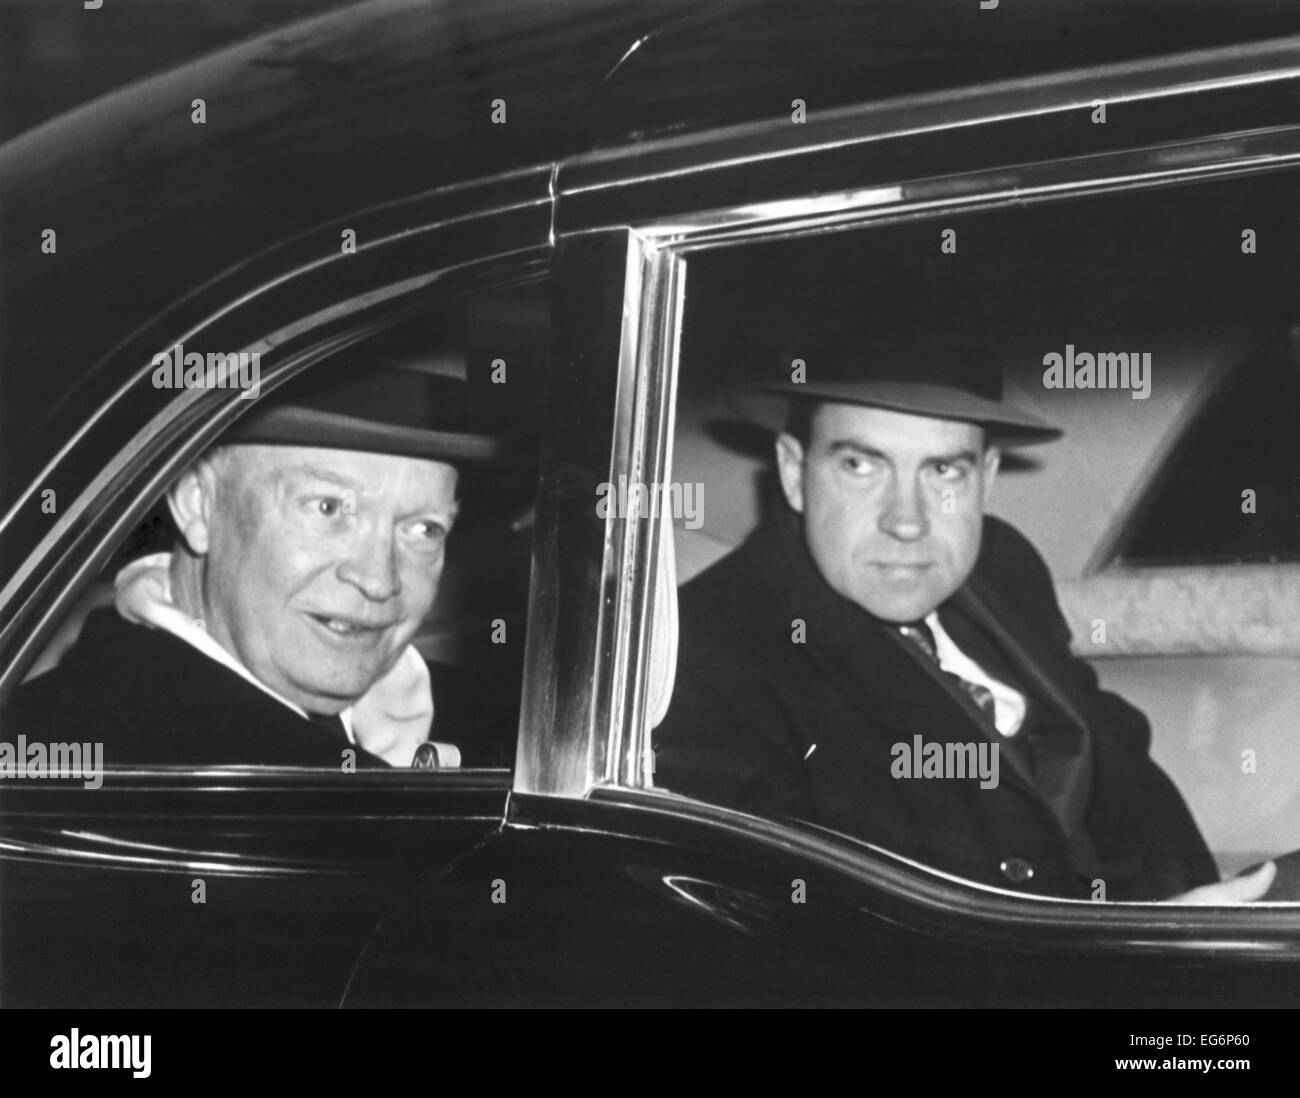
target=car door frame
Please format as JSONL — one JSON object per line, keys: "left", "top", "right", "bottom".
{"left": 0, "top": 170, "right": 563, "bottom": 1006}
{"left": 513, "top": 29, "right": 1300, "bottom": 965}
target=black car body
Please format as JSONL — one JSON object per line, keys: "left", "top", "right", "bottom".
{"left": 2, "top": 0, "right": 1300, "bottom": 1006}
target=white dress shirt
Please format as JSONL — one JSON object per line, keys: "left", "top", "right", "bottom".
{"left": 924, "top": 610, "right": 1028, "bottom": 737}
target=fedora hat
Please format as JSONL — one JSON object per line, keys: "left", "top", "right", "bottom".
{"left": 738, "top": 275, "right": 1062, "bottom": 446}
{"left": 221, "top": 350, "right": 510, "bottom": 465}
{"left": 754, "top": 375, "right": 1062, "bottom": 447}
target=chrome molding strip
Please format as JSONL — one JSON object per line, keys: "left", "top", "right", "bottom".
{"left": 652, "top": 128, "right": 1300, "bottom": 250}
{"left": 573, "top": 109, "right": 1300, "bottom": 807}
{"left": 563, "top": 35, "right": 1300, "bottom": 192}
{"left": 0, "top": 835, "right": 348, "bottom": 878}
{"left": 612, "top": 247, "right": 686, "bottom": 788}
{"left": 567, "top": 789, "right": 1300, "bottom": 951}
{"left": 586, "top": 234, "right": 652, "bottom": 791}
{"left": 605, "top": 244, "right": 686, "bottom": 787}
{"left": 0, "top": 178, "right": 552, "bottom": 542}
{"left": 512, "top": 229, "right": 645, "bottom": 798}
{"left": 0, "top": 248, "right": 549, "bottom": 696}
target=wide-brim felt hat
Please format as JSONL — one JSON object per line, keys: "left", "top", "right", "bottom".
{"left": 221, "top": 352, "right": 510, "bottom": 466}
{"left": 746, "top": 378, "right": 1063, "bottom": 446}
{"left": 735, "top": 281, "right": 1063, "bottom": 446}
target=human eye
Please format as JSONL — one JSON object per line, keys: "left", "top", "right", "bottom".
{"left": 298, "top": 492, "right": 354, "bottom": 523}
{"left": 403, "top": 517, "right": 449, "bottom": 549}
{"left": 930, "top": 459, "right": 973, "bottom": 483}
{"left": 839, "top": 451, "right": 879, "bottom": 476}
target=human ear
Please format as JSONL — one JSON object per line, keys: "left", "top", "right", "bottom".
{"left": 775, "top": 432, "right": 806, "bottom": 514}
{"left": 166, "top": 458, "right": 221, "bottom": 555}
{"left": 980, "top": 444, "right": 1001, "bottom": 506}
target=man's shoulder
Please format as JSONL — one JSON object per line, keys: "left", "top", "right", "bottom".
{"left": 675, "top": 534, "right": 788, "bottom": 657}
{"left": 677, "top": 538, "right": 763, "bottom": 608}
{"left": 974, "top": 514, "right": 1057, "bottom": 599}
{"left": 677, "top": 508, "right": 803, "bottom": 611}
{"left": 10, "top": 608, "right": 207, "bottom": 708}
{"left": 3, "top": 609, "right": 375, "bottom": 768}
{"left": 964, "top": 514, "right": 1076, "bottom": 655}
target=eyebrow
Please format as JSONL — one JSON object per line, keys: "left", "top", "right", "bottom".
{"left": 824, "top": 440, "right": 980, "bottom": 466}
{"left": 283, "top": 463, "right": 458, "bottom": 520}
{"left": 283, "top": 463, "right": 364, "bottom": 490}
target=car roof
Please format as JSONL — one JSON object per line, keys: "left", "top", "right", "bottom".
{"left": 2, "top": 0, "right": 1297, "bottom": 501}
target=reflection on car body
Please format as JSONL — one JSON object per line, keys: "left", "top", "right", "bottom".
{"left": 1, "top": 0, "right": 1300, "bottom": 1007}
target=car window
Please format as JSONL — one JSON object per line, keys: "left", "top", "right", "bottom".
{"left": 6, "top": 280, "right": 549, "bottom": 772}
{"left": 645, "top": 167, "right": 1300, "bottom": 902}
{"left": 1115, "top": 332, "right": 1300, "bottom": 566}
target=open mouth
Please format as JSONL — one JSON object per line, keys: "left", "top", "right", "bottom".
{"left": 306, "top": 613, "right": 389, "bottom": 638}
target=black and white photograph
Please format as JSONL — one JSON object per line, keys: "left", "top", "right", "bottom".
{"left": 1, "top": 0, "right": 1298, "bottom": 1071}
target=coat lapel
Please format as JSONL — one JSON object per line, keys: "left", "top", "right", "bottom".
{"left": 950, "top": 574, "right": 1096, "bottom": 838}
{"left": 746, "top": 506, "right": 1041, "bottom": 800}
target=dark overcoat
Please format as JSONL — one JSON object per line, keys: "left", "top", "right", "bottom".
{"left": 654, "top": 506, "right": 1217, "bottom": 900}
{"left": 1, "top": 608, "right": 515, "bottom": 769}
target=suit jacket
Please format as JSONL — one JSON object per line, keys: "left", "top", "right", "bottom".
{"left": 654, "top": 506, "right": 1218, "bottom": 900}
{"left": 1, "top": 608, "right": 516, "bottom": 769}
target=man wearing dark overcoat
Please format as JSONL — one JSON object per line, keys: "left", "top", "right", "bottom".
{"left": 2, "top": 358, "right": 513, "bottom": 770}
{"left": 654, "top": 345, "right": 1274, "bottom": 903}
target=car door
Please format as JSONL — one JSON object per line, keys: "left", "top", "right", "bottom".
{"left": 340, "top": 30, "right": 1300, "bottom": 1004}
{"left": 0, "top": 152, "right": 554, "bottom": 1004}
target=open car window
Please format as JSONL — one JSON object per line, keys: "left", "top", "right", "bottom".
{"left": 644, "top": 166, "right": 1300, "bottom": 901}
{"left": 6, "top": 280, "right": 550, "bottom": 773}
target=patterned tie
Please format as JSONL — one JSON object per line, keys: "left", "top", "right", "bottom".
{"left": 897, "top": 621, "right": 998, "bottom": 725}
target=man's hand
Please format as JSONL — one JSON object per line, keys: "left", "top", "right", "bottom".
{"left": 1166, "top": 861, "right": 1276, "bottom": 904}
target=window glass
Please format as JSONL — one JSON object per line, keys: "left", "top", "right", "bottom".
{"left": 5, "top": 281, "right": 549, "bottom": 772}
{"left": 650, "top": 170, "right": 1300, "bottom": 903}
{"left": 1118, "top": 334, "right": 1300, "bottom": 565}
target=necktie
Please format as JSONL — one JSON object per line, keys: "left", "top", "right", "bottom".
{"left": 897, "top": 621, "right": 998, "bottom": 726}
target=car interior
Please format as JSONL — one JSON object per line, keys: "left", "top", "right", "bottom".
{"left": 655, "top": 167, "right": 1300, "bottom": 880}
{"left": 20, "top": 282, "right": 551, "bottom": 770}
{"left": 14, "top": 163, "right": 1300, "bottom": 889}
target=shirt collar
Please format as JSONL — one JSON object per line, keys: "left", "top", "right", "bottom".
{"left": 112, "top": 553, "right": 435, "bottom": 765}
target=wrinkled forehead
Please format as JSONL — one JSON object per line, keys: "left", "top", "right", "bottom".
{"left": 212, "top": 443, "right": 459, "bottom": 506}
{"left": 809, "top": 402, "right": 988, "bottom": 455}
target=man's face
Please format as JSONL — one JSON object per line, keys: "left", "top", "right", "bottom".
{"left": 776, "top": 403, "right": 1000, "bottom": 623}
{"left": 174, "top": 445, "right": 458, "bottom": 713}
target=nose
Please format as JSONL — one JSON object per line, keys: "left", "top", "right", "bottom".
{"left": 877, "top": 472, "right": 929, "bottom": 541}
{"left": 336, "top": 525, "right": 402, "bottom": 602}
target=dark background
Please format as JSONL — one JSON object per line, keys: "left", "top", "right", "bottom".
{"left": 0, "top": 0, "right": 352, "bottom": 144}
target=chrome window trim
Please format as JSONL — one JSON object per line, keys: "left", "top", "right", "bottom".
{"left": 627, "top": 126, "right": 1300, "bottom": 251}
{"left": 609, "top": 244, "right": 686, "bottom": 789}
{"left": 563, "top": 35, "right": 1300, "bottom": 194}
{"left": 513, "top": 229, "right": 647, "bottom": 797}
{"left": 572, "top": 788, "right": 1300, "bottom": 946}
{"left": 0, "top": 246, "right": 551, "bottom": 698}
{"left": 510, "top": 230, "right": 684, "bottom": 800}
{"left": 0, "top": 170, "right": 553, "bottom": 543}
{"left": 581, "top": 62, "right": 1300, "bottom": 823}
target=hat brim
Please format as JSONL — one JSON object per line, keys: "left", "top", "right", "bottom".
{"left": 745, "top": 381, "right": 1063, "bottom": 446}
{"left": 221, "top": 406, "right": 510, "bottom": 466}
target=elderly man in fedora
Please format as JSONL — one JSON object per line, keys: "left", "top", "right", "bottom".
{"left": 5, "top": 354, "right": 506, "bottom": 769}
{"left": 654, "top": 311, "right": 1276, "bottom": 904}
